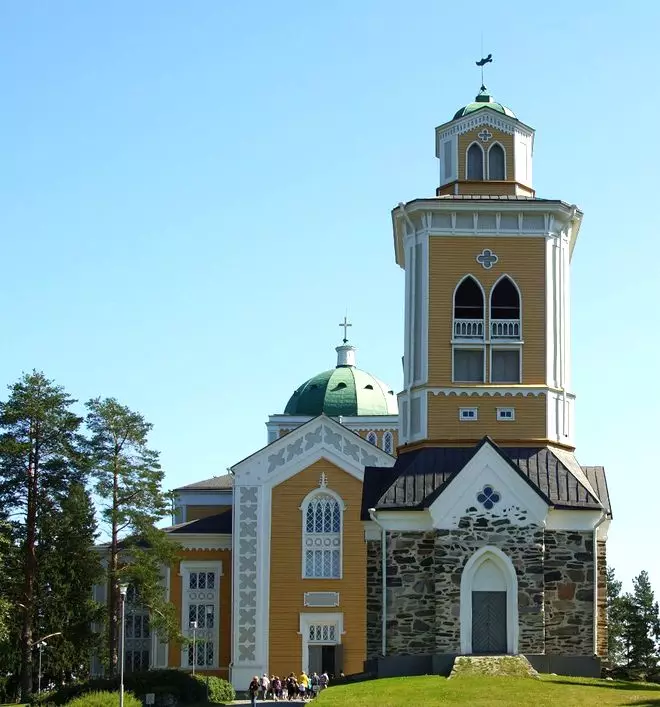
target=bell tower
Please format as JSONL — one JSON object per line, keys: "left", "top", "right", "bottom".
{"left": 395, "top": 84, "right": 582, "bottom": 450}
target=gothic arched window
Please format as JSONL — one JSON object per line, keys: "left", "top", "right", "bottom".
{"left": 453, "top": 276, "right": 484, "bottom": 338}
{"left": 383, "top": 431, "right": 394, "bottom": 455}
{"left": 302, "top": 491, "right": 343, "bottom": 579}
{"left": 467, "top": 143, "right": 484, "bottom": 180}
{"left": 488, "top": 143, "right": 505, "bottom": 180}
{"left": 366, "top": 431, "right": 377, "bottom": 446}
{"left": 490, "top": 277, "right": 520, "bottom": 322}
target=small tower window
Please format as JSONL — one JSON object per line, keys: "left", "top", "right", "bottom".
{"left": 383, "top": 431, "right": 394, "bottom": 454}
{"left": 366, "top": 431, "right": 377, "bottom": 446}
{"left": 454, "top": 276, "right": 484, "bottom": 338}
{"left": 488, "top": 144, "right": 505, "bottom": 180}
{"left": 467, "top": 143, "right": 484, "bottom": 180}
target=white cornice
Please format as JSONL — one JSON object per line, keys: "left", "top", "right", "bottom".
{"left": 167, "top": 533, "right": 232, "bottom": 551}
{"left": 435, "top": 107, "right": 534, "bottom": 141}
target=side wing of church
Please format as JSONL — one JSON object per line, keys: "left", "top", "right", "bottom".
{"left": 361, "top": 86, "right": 611, "bottom": 677}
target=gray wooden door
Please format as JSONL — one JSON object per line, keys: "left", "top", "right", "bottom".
{"left": 308, "top": 645, "right": 323, "bottom": 674}
{"left": 472, "top": 591, "right": 507, "bottom": 654}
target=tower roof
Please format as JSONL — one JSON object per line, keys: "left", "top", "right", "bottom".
{"left": 283, "top": 344, "right": 398, "bottom": 417}
{"left": 452, "top": 86, "right": 516, "bottom": 120}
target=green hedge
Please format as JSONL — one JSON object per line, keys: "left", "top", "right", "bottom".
{"left": 30, "top": 670, "right": 235, "bottom": 706}
{"left": 66, "top": 691, "right": 141, "bottom": 707}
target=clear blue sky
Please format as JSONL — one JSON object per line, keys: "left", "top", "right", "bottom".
{"left": 1, "top": 1, "right": 658, "bottom": 592}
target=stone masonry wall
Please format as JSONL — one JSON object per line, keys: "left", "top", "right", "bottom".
{"left": 385, "top": 531, "right": 436, "bottom": 655}
{"left": 596, "top": 539, "right": 608, "bottom": 658}
{"left": 366, "top": 539, "right": 382, "bottom": 659}
{"left": 434, "top": 510, "right": 545, "bottom": 654}
{"left": 544, "top": 530, "right": 595, "bottom": 655}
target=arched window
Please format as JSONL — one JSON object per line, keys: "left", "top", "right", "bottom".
{"left": 490, "top": 277, "right": 520, "bottom": 323}
{"left": 383, "top": 431, "right": 393, "bottom": 455}
{"left": 467, "top": 143, "right": 484, "bottom": 180}
{"left": 302, "top": 491, "right": 343, "bottom": 578}
{"left": 454, "top": 276, "right": 484, "bottom": 338}
{"left": 366, "top": 431, "right": 377, "bottom": 446}
{"left": 488, "top": 144, "right": 505, "bottom": 180}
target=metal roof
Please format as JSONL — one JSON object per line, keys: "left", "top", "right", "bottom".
{"left": 174, "top": 474, "right": 233, "bottom": 491}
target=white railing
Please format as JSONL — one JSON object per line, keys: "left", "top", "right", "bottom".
{"left": 491, "top": 319, "right": 521, "bottom": 338}
{"left": 454, "top": 318, "right": 484, "bottom": 338}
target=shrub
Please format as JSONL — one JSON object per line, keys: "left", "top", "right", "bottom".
{"left": 66, "top": 691, "right": 141, "bottom": 707}
{"left": 194, "top": 675, "right": 235, "bottom": 704}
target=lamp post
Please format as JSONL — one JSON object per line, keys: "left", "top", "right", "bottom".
{"left": 190, "top": 621, "right": 198, "bottom": 676}
{"left": 119, "top": 584, "right": 128, "bottom": 707}
{"left": 37, "top": 641, "right": 47, "bottom": 695}
{"left": 205, "top": 605, "right": 213, "bottom": 698}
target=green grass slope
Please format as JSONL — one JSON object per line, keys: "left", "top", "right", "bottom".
{"left": 314, "top": 675, "right": 660, "bottom": 706}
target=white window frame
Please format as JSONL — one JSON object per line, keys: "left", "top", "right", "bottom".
{"left": 382, "top": 431, "right": 394, "bottom": 454}
{"left": 489, "top": 346, "right": 523, "bottom": 384}
{"left": 300, "top": 488, "right": 345, "bottom": 580}
{"left": 459, "top": 407, "right": 478, "bottom": 421}
{"left": 179, "top": 560, "right": 223, "bottom": 670}
{"left": 452, "top": 345, "right": 486, "bottom": 383}
{"left": 465, "top": 141, "right": 485, "bottom": 180}
{"left": 496, "top": 407, "right": 516, "bottom": 421}
{"left": 366, "top": 431, "right": 378, "bottom": 446}
{"left": 486, "top": 141, "right": 507, "bottom": 180}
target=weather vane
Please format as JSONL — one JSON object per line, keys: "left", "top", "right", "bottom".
{"left": 476, "top": 53, "right": 492, "bottom": 91}
{"left": 339, "top": 315, "right": 352, "bottom": 344}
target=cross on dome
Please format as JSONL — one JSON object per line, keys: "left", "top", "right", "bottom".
{"left": 339, "top": 315, "right": 352, "bottom": 344}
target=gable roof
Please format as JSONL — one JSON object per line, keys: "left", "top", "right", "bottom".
{"left": 163, "top": 509, "right": 232, "bottom": 535}
{"left": 174, "top": 474, "right": 233, "bottom": 491}
{"left": 361, "top": 438, "right": 608, "bottom": 519}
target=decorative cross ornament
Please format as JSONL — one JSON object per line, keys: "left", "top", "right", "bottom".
{"left": 476, "top": 248, "right": 498, "bottom": 269}
{"left": 338, "top": 315, "right": 352, "bottom": 344}
{"left": 319, "top": 472, "right": 328, "bottom": 488}
{"left": 477, "top": 485, "right": 501, "bottom": 510}
{"left": 478, "top": 128, "right": 493, "bottom": 143}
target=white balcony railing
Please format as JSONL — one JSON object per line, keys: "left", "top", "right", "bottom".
{"left": 491, "top": 318, "right": 521, "bottom": 339}
{"left": 454, "top": 318, "right": 484, "bottom": 339}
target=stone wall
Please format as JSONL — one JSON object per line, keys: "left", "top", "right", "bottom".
{"left": 385, "top": 531, "right": 436, "bottom": 655}
{"left": 434, "top": 510, "right": 545, "bottom": 654}
{"left": 596, "top": 539, "right": 608, "bottom": 658}
{"left": 544, "top": 530, "right": 594, "bottom": 655}
{"left": 366, "top": 539, "right": 382, "bottom": 659}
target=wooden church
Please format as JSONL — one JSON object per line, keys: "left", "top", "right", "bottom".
{"left": 97, "top": 82, "right": 611, "bottom": 688}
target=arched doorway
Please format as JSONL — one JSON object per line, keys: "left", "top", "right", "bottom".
{"left": 460, "top": 547, "right": 518, "bottom": 655}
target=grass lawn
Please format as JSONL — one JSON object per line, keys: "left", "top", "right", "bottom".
{"left": 314, "top": 675, "right": 660, "bottom": 706}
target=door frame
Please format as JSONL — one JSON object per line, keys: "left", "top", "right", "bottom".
{"left": 299, "top": 613, "right": 343, "bottom": 674}
{"left": 460, "top": 546, "right": 518, "bottom": 655}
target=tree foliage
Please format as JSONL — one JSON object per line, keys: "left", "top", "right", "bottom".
{"left": 86, "top": 397, "right": 180, "bottom": 675}
{"left": 0, "top": 371, "right": 88, "bottom": 698}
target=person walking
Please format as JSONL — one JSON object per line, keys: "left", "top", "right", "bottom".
{"left": 248, "top": 676, "right": 260, "bottom": 707}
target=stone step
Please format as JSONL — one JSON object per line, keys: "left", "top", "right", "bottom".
{"left": 449, "top": 655, "right": 540, "bottom": 679}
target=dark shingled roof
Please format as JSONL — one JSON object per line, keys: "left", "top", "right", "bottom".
{"left": 174, "top": 474, "right": 233, "bottom": 491}
{"left": 361, "top": 438, "right": 609, "bottom": 519}
{"left": 164, "top": 509, "right": 232, "bottom": 535}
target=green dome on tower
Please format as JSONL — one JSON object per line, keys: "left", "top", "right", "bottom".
{"left": 453, "top": 86, "right": 516, "bottom": 120}
{"left": 284, "top": 344, "right": 398, "bottom": 417}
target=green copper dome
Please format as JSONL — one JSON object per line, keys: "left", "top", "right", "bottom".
{"left": 284, "top": 345, "right": 398, "bottom": 417}
{"left": 453, "top": 86, "right": 516, "bottom": 120}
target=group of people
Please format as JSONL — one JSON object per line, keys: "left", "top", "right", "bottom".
{"left": 248, "top": 671, "right": 330, "bottom": 703}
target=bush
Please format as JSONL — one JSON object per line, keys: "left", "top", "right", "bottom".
{"left": 194, "top": 675, "right": 235, "bottom": 704}
{"left": 66, "top": 691, "right": 141, "bottom": 707}
{"left": 34, "top": 670, "right": 235, "bottom": 706}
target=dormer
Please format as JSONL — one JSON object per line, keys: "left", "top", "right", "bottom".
{"left": 435, "top": 87, "right": 535, "bottom": 197}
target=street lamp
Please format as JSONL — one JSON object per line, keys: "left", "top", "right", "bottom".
{"left": 190, "top": 621, "right": 198, "bottom": 676}
{"left": 37, "top": 641, "right": 47, "bottom": 695}
{"left": 119, "top": 584, "right": 128, "bottom": 707}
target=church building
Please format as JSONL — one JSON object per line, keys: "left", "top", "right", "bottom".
{"left": 99, "top": 82, "right": 611, "bottom": 688}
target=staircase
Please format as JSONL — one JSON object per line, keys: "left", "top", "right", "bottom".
{"left": 449, "top": 655, "right": 540, "bottom": 679}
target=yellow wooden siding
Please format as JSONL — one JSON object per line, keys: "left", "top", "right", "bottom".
{"left": 427, "top": 236, "right": 546, "bottom": 386}
{"left": 269, "top": 458, "right": 366, "bottom": 677}
{"left": 355, "top": 428, "right": 399, "bottom": 456}
{"left": 437, "top": 182, "right": 534, "bottom": 197}
{"left": 457, "top": 126, "right": 514, "bottom": 182}
{"left": 168, "top": 549, "right": 232, "bottom": 678}
{"left": 426, "top": 393, "right": 546, "bottom": 441}
{"left": 185, "top": 505, "right": 231, "bottom": 521}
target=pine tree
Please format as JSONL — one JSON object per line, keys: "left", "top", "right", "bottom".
{"left": 86, "top": 397, "right": 180, "bottom": 675}
{"left": 0, "top": 372, "right": 86, "bottom": 698}
{"left": 627, "top": 571, "right": 660, "bottom": 672}
{"left": 607, "top": 566, "right": 626, "bottom": 665}
{"left": 36, "top": 483, "right": 104, "bottom": 684}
